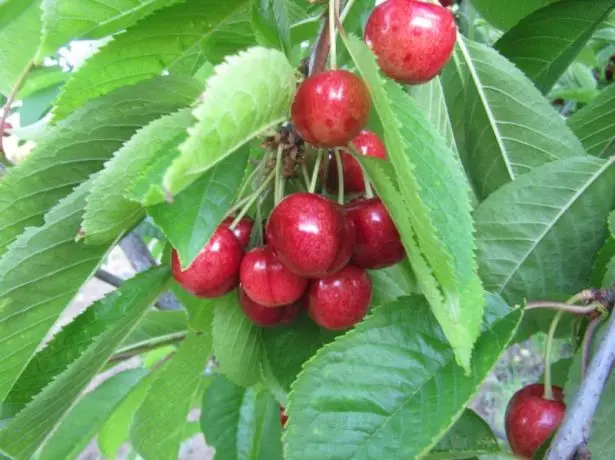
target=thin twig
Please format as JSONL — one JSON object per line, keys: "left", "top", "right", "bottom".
{"left": 308, "top": 12, "right": 331, "bottom": 76}
{"left": 525, "top": 302, "right": 597, "bottom": 315}
{"left": 95, "top": 269, "right": 124, "bottom": 288}
{"left": 109, "top": 332, "right": 187, "bottom": 363}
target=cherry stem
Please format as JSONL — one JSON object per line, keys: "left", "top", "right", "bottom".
{"left": 525, "top": 302, "right": 598, "bottom": 315}
{"left": 223, "top": 194, "right": 253, "bottom": 219}
{"left": 235, "top": 161, "right": 265, "bottom": 203}
{"left": 340, "top": 0, "right": 356, "bottom": 21}
{"left": 333, "top": 148, "right": 344, "bottom": 204}
{"left": 328, "top": 0, "right": 337, "bottom": 69}
{"left": 309, "top": 150, "right": 323, "bottom": 193}
{"left": 301, "top": 163, "right": 311, "bottom": 189}
{"left": 581, "top": 314, "right": 603, "bottom": 379}
{"left": 544, "top": 309, "right": 564, "bottom": 400}
{"left": 230, "top": 169, "right": 275, "bottom": 229}
{"left": 274, "top": 145, "right": 284, "bottom": 204}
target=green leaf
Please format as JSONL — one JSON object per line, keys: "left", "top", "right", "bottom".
{"left": 213, "top": 291, "right": 264, "bottom": 387}
{"left": 39, "top": 0, "right": 184, "bottom": 56}
{"left": 471, "top": 0, "right": 561, "bottom": 31}
{"left": 494, "top": 0, "right": 615, "bottom": 93}
{"left": 590, "top": 234, "right": 615, "bottom": 289}
{"left": 82, "top": 108, "right": 197, "bottom": 244}
{"left": 117, "top": 309, "right": 188, "bottom": 356}
{"left": 18, "top": 83, "right": 60, "bottom": 125}
{"left": 0, "top": 76, "right": 198, "bottom": 258}
{"left": 335, "top": 0, "right": 375, "bottom": 67}
{"left": 164, "top": 46, "right": 296, "bottom": 196}
{"left": 454, "top": 37, "right": 584, "bottom": 199}
{"left": 131, "top": 331, "right": 212, "bottom": 460}
{"left": 200, "top": 6, "right": 257, "bottom": 64}
{"left": 52, "top": 0, "right": 250, "bottom": 121}
{"left": 426, "top": 410, "right": 500, "bottom": 459}
{"left": 568, "top": 84, "right": 615, "bottom": 158}
{"left": 369, "top": 259, "right": 418, "bottom": 306}
{"left": 539, "top": 357, "right": 573, "bottom": 388}
{"left": 148, "top": 145, "right": 249, "bottom": 268}
{"left": 285, "top": 296, "right": 522, "bottom": 459}
{"left": 0, "top": 0, "right": 36, "bottom": 30}
{"left": 38, "top": 368, "right": 148, "bottom": 460}
{"left": 343, "top": 34, "right": 484, "bottom": 371}
{"left": 475, "top": 156, "right": 615, "bottom": 305}
{"left": 0, "top": 266, "right": 171, "bottom": 459}
{"left": 16, "top": 66, "right": 67, "bottom": 100}
{"left": 201, "top": 375, "right": 283, "bottom": 460}
{"left": 0, "top": 0, "right": 40, "bottom": 96}
{"left": 251, "top": 0, "right": 292, "bottom": 55}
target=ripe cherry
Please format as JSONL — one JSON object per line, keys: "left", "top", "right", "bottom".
{"left": 365, "top": 0, "right": 457, "bottom": 84}
{"left": 291, "top": 70, "right": 371, "bottom": 148}
{"left": 220, "top": 216, "right": 254, "bottom": 248}
{"left": 439, "top": 0, "right": 453, "bottom": 6}
{"left": 172, "top": 227, "right": 243, "bottom": 298}
{"left": 308, "top": 264, "right": 372, "bottom": 330}
{"left": 505, "top": 383, "right": 566, "bottom": 458}
{"left": 326, "top": 130, "right": 387, "bottom": 194}
{"left": 238, "top": 288, "right": 301, "bottom": 327}
{"left": 266, "top": 193, "right": 355, "bottom": 278}
{"left": 240, "top": 246, "right": 308, "bottom": 307}
{"left": 345, "top": 197, "right": 405, "bottom": 269}
{"left": 280, "top": 406, "right": 288, "bottom": 427}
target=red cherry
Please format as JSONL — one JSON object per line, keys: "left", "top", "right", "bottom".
{"left": 280, "top": 406, "right": 288, "bottom": 427}
{"left": 171, "top": 227, "right": 243, "bottom": 298}
{"left": 365, "top": 0, "right": 457, "bottom": 84}
{"left": 505, "top": 383, "right": 566, "bottom": 458}
{"left": 439, "top": 0, "right": 453, "bottom": 6}
{"left": 307, "top": 264, "right": 372, "bottom": 330}
{"left": 291, "top": 70, "right": 371, "bottom": 148}
{"left": 327, "top": 130, "right": 387, "bottom": 194}
{"left": 345, "top": 197, "right": 405, "bottom": 269}
{"left": 238, "top": 288, "right": 301, "bottom": 327}
{"left": 220, "top": 216, "right": 254, "bottom": 248}
{"left": 240, "top": 246, "right": 308, "bottom": 307}
{"left": 266, "top": 193, "right": 355, "bottom": 278}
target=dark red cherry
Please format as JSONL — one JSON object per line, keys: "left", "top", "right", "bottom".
{"left": 240, "top": 246, "right": 308, "bottom": 307}
{"left": 291, "top": 70, "right": 371, "bottom": 148}
{"left": 345, "top": 197, "right": 405, "bottom": 269}
{"left": 238, "top": 288, "right": 301, "bottom": 327}
{"left": 220, "top": 216, "right": 254, "bottom": 248}
{"left": 307, "top": 264, "right": 372, "bottom": 330}
{"left": 266, "top": 193, "right": 355, "bottom": 278}
{"left": 327, "top": 130, "right": 387, "bottom": 194}
{"left": 505, "top": 383, "right": 566, "bottom": 458}
{"left": 439, "top": 0, "right": 453, "bottom": 6}
{"left": 171, "top": 227, "right": 243, "bottom": 298}
{"left": 365, "top": 0, "right": 457, "bottom": 84}
{"left": 280, "top": 406, "right": 288, "bottom": 427}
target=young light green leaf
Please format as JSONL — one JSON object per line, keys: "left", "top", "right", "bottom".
{"left": 131, "top": 331, "right": 212, "bottom": 460}
{"left": 495, "top": 0, "right": 615, "bottom": 93}
{"left": 475, "top": 156, "right": 615, "bottom": 305}
{"left": 369, "top": 259, "right": 418, "bottom": 306}
{"left": 0, "top": 0, "right": 36, "bottom": 30}
{"left": 52, "top": 0, "right": 250, "bottom": 120}
{"left": 148, "top": 145, "right": 249, "bottom": 268}
{"left": 39, "top": 0, "right": 184, "bottom": 56}
{"left": 0, "top": 76, "right": 198, "bottom": 258}
{"left": 37, "top": 368, "right": 148, "bottom": 460}
{"left": 82, "top": 107, "right": 198, "bottom": 244}
{"left": 0, "top": 266, "right": 171, "bottom": 459}
{"left": 568, "top": 84, "right": 615, "bottom": 158}
{"left": 285, "top": 296, "right": 522, "bottom": 459}
{"left": 213, "top": 291, "right": 264, "bottom": 387}
{"left": 200, "top": 375, "right": 283, "bottom": 460}
{"left": 455, "top": 37, "right": 584, "bottom": 199}
{"left": 471, "top": 0, "right": 561, "bottom": 30}
{"left": 164, "top": 46, "right": 296, "bottom": 196}
{"left": 116, "top": 309, "right": 188, "bottom": 356}
{"left": 0, "top": 0, "right": 40, "bottom": 96}
{"left": 251, "top": 0, "right": 292, "bottom": 55}
{"left": 343, "top": 34, "right": 484, "bottom": 371}
{"left": 16, "top": 66, "right": 67, "bottom": 99}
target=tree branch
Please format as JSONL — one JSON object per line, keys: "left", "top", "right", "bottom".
{"left": 308, "top": 11, "right": 331, "bottom": 76}
{"left": 547, "top": 311, "right": 615, "bottom": 459}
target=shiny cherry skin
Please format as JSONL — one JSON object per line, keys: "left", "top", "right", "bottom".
{"left": 266, "top": 193, "right": 355, "bottom": 278}
{"left": 365, "top": 0, "right": 457, "bottom": 84}
{"left": 345, "top": 197, "right": 405, "bottom": 269}
{"left": 291, "top": 70, "right": 371, "bottom": 148}
{"left": 327, "top": 130, "right": 387, "bottom": 194}
{"left": 505, "top": 383, "right": 566, "bottom": 458}
{"left": 439, "top": 0, "right": 453, "bottom": 6}
{"left": 240, "top": 246, "right": 308, "bottom": 307}
{"left": 172, "top": 227, "right": 243, "bottom": 298}
{"left": 238, "top": 288, "right": 301, "bottom": 327}
{"left": 220, "top": 216, "right": 254, "bottom": 248}
{"left": 308, "top": 264, "right": 372, "bottom": 330}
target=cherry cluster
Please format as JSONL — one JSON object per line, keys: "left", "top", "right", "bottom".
{"left": 172, "top": 0, "right": 457, "bottom": 331}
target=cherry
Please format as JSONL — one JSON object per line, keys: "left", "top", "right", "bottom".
{"left": 439, "top": 0, "right": 453, "bottom": 6}
{"left": 266, "top": 193, "right": 355, "bottom": 278}
{"left": 365, "top": 0, "right": 457, "bottom": 84}
{"left": 240, "top": 246, "right": 308, "bottom": 307}
{"left": 307, "top": 264, "right": 372, "bottom": 330}
{"left": 291, "top": 70, "right": 371, "bottom": 148}
{"left": 220, "top": 216, "right": 254, "bottom": 248}
{"left": 238, "top": 288, "right": 301, "bottom": 327}
{"left": 172, "top": 227, "right": 243, "bottom": 298}
{"left": 280, "top": 406, "right": 288, "bottom": 427}
{"left": 345, "top": 197, "right": 405, "bottom": 269}
{"left": 326, "top": 130, "right": 387, "bottom": 194}
{"left": 505, "top": 383, "right": 566, "bottom": 458}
